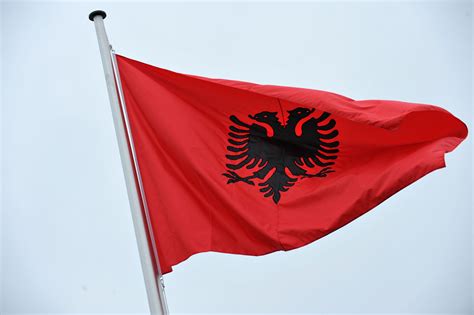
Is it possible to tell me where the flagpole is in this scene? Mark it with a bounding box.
[89,10,168,315]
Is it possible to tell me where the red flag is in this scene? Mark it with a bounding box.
[115,55,467,274]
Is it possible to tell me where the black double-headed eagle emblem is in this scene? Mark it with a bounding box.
[222,107,339,204]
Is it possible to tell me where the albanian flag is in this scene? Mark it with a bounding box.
[115,55,467,274]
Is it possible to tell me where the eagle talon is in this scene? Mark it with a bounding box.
[223,170,255,185]
[301,167,335,178]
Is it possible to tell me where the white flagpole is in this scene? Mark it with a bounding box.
[89,10,168,314]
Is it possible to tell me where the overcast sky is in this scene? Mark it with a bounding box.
[2,1,472,314]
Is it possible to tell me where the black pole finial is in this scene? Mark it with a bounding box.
[89,10,107,21]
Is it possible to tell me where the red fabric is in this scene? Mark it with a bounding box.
[116,54,467,274]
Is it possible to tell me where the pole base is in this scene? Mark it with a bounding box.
[89,10,107,21]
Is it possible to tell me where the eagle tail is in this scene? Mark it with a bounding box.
[258,167,297,204]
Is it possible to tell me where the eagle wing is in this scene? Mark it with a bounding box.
[293,112,339,169]
[225,115,273,171]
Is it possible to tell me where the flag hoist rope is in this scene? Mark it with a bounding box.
[89,10,168,314]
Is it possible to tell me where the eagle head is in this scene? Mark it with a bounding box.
[248,111,279,124]
[287,107,315,121]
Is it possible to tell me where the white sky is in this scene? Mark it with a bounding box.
[2,1,472,314]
